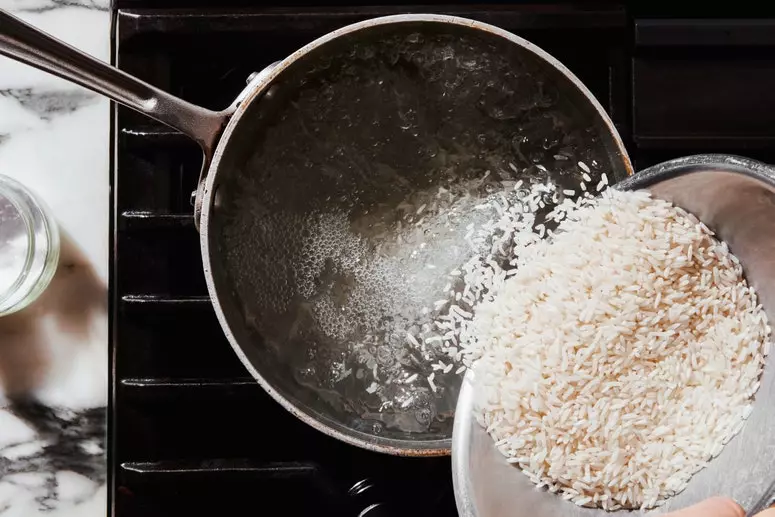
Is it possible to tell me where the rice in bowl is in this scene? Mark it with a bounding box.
[466,189,770,510]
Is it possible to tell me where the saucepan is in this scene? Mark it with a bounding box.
[453,154,775,514]
[0,10,632,454]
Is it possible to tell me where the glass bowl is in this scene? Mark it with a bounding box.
[0,174,60,316]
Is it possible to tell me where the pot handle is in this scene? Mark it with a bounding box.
[0,8,228,157]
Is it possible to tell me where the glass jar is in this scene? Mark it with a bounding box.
[0,174,60,316]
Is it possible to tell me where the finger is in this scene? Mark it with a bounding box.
[754,507,775,517]
[666,497,745,517]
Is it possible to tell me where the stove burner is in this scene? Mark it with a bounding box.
[112,4,775,516]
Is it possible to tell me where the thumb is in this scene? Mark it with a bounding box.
[754,508,775,517]
[665,497,744,517]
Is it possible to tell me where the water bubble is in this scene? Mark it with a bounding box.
[376,346,393,366]
[415,408,432,426]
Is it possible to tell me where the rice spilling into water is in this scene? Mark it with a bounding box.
[469,188,771,510]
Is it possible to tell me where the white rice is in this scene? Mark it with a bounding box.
[467,189,771,510]
[427,372,437,392]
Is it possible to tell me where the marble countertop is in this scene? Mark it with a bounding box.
[0,0,109,515]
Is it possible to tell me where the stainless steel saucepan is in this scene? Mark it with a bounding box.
[0,10,631,454]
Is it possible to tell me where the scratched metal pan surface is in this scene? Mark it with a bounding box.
[453,154,775,514]
[0,12,631,454]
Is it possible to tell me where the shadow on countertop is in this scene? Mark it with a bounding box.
[0,227,107,399]
[0,227,107,508]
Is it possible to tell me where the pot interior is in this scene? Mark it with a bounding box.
[204,17,631,452]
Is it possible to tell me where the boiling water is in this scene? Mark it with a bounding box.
[217,27,619,439]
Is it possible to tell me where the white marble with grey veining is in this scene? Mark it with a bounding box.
[0,0,109,515]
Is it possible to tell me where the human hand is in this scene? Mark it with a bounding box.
[664,497,774,517]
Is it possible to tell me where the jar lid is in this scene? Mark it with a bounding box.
[0,185,32,304]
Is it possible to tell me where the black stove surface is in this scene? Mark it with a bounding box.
[111,4,775,516]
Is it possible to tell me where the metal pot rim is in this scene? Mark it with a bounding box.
[618,153,775,191]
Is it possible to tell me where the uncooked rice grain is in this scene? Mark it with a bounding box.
[468,188,770,510]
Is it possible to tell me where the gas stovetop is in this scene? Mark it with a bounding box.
[111,4,775,516]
